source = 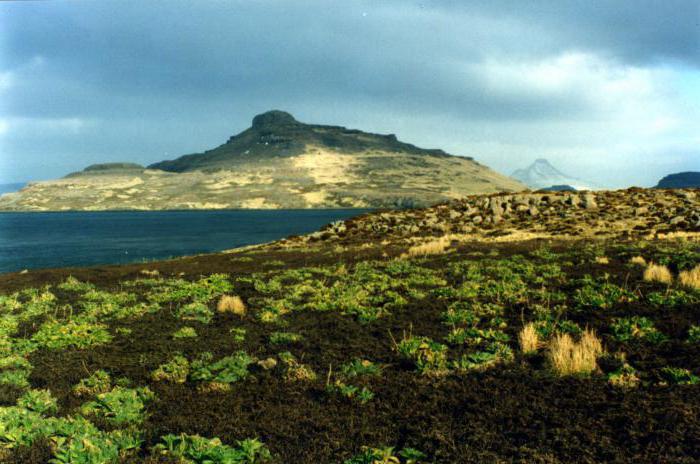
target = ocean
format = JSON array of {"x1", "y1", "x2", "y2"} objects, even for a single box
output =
[{"x1": 0, "y1": 209, "x2": 370, "y2": 273}]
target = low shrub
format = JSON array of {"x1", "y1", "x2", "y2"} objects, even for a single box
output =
[
  {"x1": 326, "y1": 380, "x2": 374, "y2": 404},
  {"x1": 153, "y1": 433, "x2": 271, "y2": 464},
  {"x1": 607, "y1": 364, "x2": 640, "y2": 388},
  {"x1": 660, "y1": 367, "x2": 699, "y2": 385},
  {"x1": 231, "y1": 327, "x2": 246, "y2": 343},
  {"x1": 611, "y1": 316, "x2": 667, "y2": 344},
  {"x1": 152, "y1": 355, "x2": 190, "y2": 383},
  {"x1": 173, "y1": 326, "x2": 198, "y2": 339},
  {"x1": 397, "y1": 336, "x2": 448, "y2": 375},
  {"x1": 279, "y1": 351, "x2": 317, "y2": 382},
  {"x1": 80, "y1": 386, "x2": 155, "y2": 426},
  {"x1": 73, "y1": 370, "x2": 112, "y2": 397},
  {"x1": 269, "y1": 332, "x2": 303, "y2": 345},
  {"x1": 340, "y1": 359, "x2": 381, "y2": 378},
  {"x1": 451, "y1": 342, "x2": 513, "y2": 372},
  {"x1": 17, "y1": 389, "x2": 58, "y2": 415},
  {"x1": 190, "y1": 352, "x2": 254, "y2": 384},
  {"x1": 32, "y1": 319, "x2": 112, "y2": 350},
  {"x1": 176, "y1": 302, "x2": 214, "y2": 324},
  {"x1": 344, "y1": 446, "x2": 427, "y2": 464}
]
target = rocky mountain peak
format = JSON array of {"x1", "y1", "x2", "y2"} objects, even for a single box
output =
[
  {"x1": 512, "y1": 158, "x2": 597, "y2": 191},
  {"x1": 251, "y1": 110, "x2": 299, "y2": 130}
]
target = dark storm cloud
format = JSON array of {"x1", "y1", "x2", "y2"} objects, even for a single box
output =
[
  {"x1": 0, "y1": 0, "x2": 698, "y2": 186},
  {"x1": 428, "y1": 0, "x2": 700, "y2": 66}
]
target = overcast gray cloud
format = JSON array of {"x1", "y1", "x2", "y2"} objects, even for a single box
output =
[{"x1": 1, "y1": 0, "x2": 698, "y2": 187}]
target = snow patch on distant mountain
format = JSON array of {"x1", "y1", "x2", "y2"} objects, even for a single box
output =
[{"x1": 511, "y1": 159, "x2": 598, "y2": 191}]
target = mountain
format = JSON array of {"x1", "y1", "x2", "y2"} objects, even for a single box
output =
[
  {"x1": 656, "y1": 172, "x2": 700, "y2": 189},
  {"x1": 511, "y1": 159, "x2": 596, "y2": 191},
  {"x1": 0, "y1": 110, "x2": 524, "y2": 211},
  {"x1": 540, "y1": 184, "x2": 576, "y2": 192}
]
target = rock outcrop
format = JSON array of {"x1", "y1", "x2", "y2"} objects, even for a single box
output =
[{"x1": 281, "y1": 188, "x2": 700, "y2": 246}]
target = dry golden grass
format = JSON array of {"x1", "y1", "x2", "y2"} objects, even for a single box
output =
[
  {"x1": 547, "y1": 329, "x2": 603, "y2": 376},
  {"x1": 679, "y1": 264, "x2": 700, "y2": 290},
  {"x1": 643, "y1": 262, "x2": 673, "y2": 284},
  {"x1": 518, "y1": 323, "x2": 540, "y2": 354},
  {"x1": 404, "y1": 235, "x2": 452, "y2": 257},
  {"x1": 139, "y1": 269, "x2": 160, "y2": 276},
  {"x1": 629, "y1": 256, "x2": 647, "y2": 267},
  {"x1": 217, "y1": 295, "x2": 246, "y2": 316}
]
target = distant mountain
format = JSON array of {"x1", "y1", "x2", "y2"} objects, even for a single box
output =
[
  {"x1": 656, "y1": 172, "x2": 700, "y2": 189},
  {"x1": 0, "y1": 183, "x2": 26, "y2": 195},
  {"x1": 540, "y1": 184, "x2": 576, "y2": 192},
  {"x1": 511, "y1": 159, "x2": 596, "y2": 191},
  {"x1": 0, "y1": 110, "x2": 525, "y2": 211}
]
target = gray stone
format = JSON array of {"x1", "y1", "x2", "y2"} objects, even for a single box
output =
[{"x1": 582, "y1": 193, "x2": 597, "y2": 209}]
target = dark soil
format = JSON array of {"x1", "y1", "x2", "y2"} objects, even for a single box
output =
[{"x1": 2, "y1": 239, "x2": 700, "y2": 463}]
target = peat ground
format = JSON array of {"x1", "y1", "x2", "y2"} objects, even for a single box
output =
[{"x1": 1, "y1": 238, "x2": 699, "y2": 463}]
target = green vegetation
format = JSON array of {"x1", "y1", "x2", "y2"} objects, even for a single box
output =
[
  {"x1": 611, "y1": 316, "x2": 667, "y2": 344},
  {"x1": 32, "y1": 319, "x2": 112, "y2": 350},
  {"x1": 230, "y1": 327, "x2": 246, "y2": 343},
  {"x1": 190, "y1": 352, "x2": 254, "y2": 384},
  {"x1": 73, "y1": 370, "x2": 112, "y2": 397},
  {"x1": 153, "y1": 433, "x2": 271, "y2": 463},
  {"x1": 573, "y1": 275, "x2": 636, "y2": 310},
  {"x1": 660, "y1": 367, "x2": 700, "y2": 385},
  {"x1": 345, "y1": 446, "x2": 427, "y2": 464},
  {"x1": 80, "y1": 386, "x2": 155, "y2": 426},
  {"x1": 269, "y1": 331, "x2": 303, "y2": 345},
  {"x1": 152, "y1": 355, "x2": 190, "y2": 383},
  {"x1": 173, "y1": 326, "x2": 198, "y2": 339},
  {"x1": 0, "y1": 237, "x2": 698, "y2": 462},
  {"x1": 176, "y1": 302, "x2": 214, "y2": 324},
  {"x1": 397, "y1": 336, "x2": 448, "y2": 375}
]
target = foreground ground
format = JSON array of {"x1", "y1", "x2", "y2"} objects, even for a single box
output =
[{"x1": 0, "y1": 189, "x2": 699, "y2": 463}]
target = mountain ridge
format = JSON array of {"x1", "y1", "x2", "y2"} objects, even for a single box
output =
[
  {"x1": 148, "y1": 110, "x2": 455, "y2": 173},
  {"x1": 0, "y1": 110, "x2": 524, "y2": 211},
  {"x1": 511, "y1": 159, "x2": 597, "y2": 191},
  {"x1": 656, "y1": 172, "x2": 700, "y2": 189}
]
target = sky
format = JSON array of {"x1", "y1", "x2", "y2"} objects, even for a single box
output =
[{"x1": 0, "y1": 0, "x2": 699, "y2": 188}]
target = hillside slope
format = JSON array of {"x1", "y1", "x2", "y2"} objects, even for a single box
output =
[
  {"x1": 1, "y1": 187, "x2": 699, "y2": 463},
  {"x1": 656, "y1": 172, "x2": 700, "y2": 189},
  {"x1": 0, "y1": 111, "x2": 524, "y2": 211}
]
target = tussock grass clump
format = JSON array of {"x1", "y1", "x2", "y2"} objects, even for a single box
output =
[
  {"x1": 404, "y1": 236, "x2": 452, "y2": 257},
  {"x1": 629, "y1": 256, "x2": 647, "y2": 267},
  {"x1": 217, "y1": 295, "x2": 246, "y2": 316},
  {"x1": 518, "y1": 323, "x2": 540, "y2": 354},
  {"x1": 679, "y1": 264, "x2": 700, "y2": 290},
  {"x1": 547, "y1": 329, "x2": 602, "y2": 376},
  {"x1": 643, "y1": 263, "x2": 673, "y2": 285}
]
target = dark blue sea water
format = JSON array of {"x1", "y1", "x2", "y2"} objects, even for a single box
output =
[{"x1": 0, "y1": 210, "x2": 370, "y2": 274}]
